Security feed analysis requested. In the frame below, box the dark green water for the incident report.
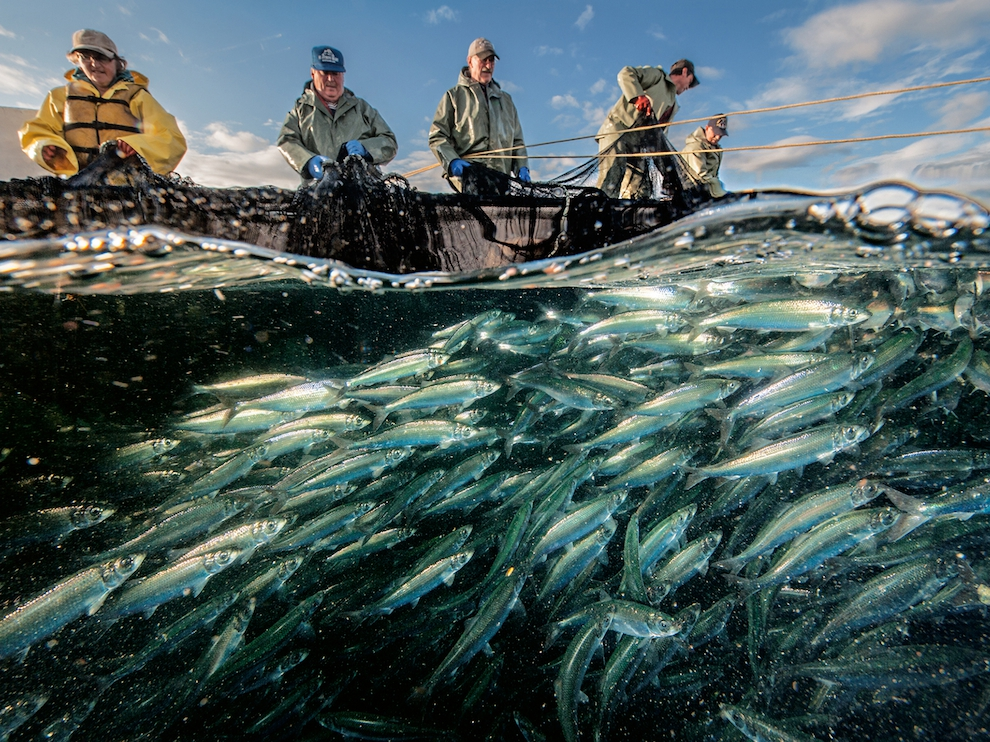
[0,184,989,741]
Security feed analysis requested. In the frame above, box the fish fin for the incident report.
[442,573,457,587]
[86,592,110,616]
[370,407,389,432]
[682,362,703,377]
[723,574,757,600]
[684,472,707,490]
[713,557,741,574]
[482,643,495,657]
[883,487,923,514]
[190,577,209,598]
[142,605,159,619]
[410,598,420,609]
[221,404,241,428]
[885,513,929,542]
[15,646,31,664]
[699,561,709,577]
[577,690,590,704]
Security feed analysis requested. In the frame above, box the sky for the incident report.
[0,0,988,203]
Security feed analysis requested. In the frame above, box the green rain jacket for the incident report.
[682,126,726,198]
[277,83,397,182]
[598,66,679,138]
[429,68,527,177]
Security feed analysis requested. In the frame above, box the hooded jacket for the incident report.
[277,83,397,181]
[18,69,187,176]
[429,68,527,176]
[598,66,680,139]
[682,126,726,198]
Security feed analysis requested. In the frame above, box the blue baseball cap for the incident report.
[312,46,345,73]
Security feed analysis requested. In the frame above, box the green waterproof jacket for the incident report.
[598,66,679,138]
[682,126,726,198]
[277,83,397,182]
[429,68,527,177]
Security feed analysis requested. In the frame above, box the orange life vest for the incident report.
[63,80,143,167]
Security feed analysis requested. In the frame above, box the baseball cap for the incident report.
[312,46,346,73]
[707,115,728,136]
[468,37,499,60]
[67,29,119,62]
[670,59,699,87]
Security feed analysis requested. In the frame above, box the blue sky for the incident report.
[1,0,988,202]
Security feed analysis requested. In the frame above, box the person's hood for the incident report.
[64,68,149,88]
[456,66,501,95]
[686,126,720,150]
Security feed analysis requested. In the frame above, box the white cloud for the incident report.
[0,58,59,100]
[931,90,990,130]
[589,79,608,95]
[575,5,594,30]
[730,136,833,174]
[649,27,666,41]
[391,149,448,193]
[177,144,299,189]
[832,132,990,202]
[536,46,563,56]
[203,122,270,153]
[500,80,521,93]
[150,28,170,44]
[551,94,580,110]
[696,66,723,82]
[785,0,990,68]
[0,25,15,39]
[427,6,458,24]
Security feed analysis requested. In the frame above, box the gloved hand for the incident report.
[306,155,330,180]
[344,140,369,158]
[448,158,471,177]
[518,167,531,183]
[632,95,653,117]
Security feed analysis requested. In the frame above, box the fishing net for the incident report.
[0,133,716,274]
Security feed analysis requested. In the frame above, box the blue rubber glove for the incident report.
[344,140,369,158]
[306,155,330,180]
[448,158,471,177]
[518,167,531,183]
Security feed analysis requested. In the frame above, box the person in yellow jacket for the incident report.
[682,115,728,198]
[429,37,529,191]
[596,59,698,200]
[277,45,397,185]
[18,29,186,177]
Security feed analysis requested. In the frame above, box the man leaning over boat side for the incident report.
[18,29,187,177]
[596,58,698,200]
[277,45,398,185]
[428,37,530,192]
[682,114,729,199]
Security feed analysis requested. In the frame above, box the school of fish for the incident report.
[2,269,990,742]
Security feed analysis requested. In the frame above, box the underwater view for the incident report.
[1,181,990,742]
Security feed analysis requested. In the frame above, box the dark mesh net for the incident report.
[1,133,718,274]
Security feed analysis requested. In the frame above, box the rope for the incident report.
[463,126,990,161]
[401,75,990,179]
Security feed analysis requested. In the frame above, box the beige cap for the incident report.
[467,37,499,60]
[67,29,119,61]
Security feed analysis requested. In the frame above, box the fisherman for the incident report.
[682,115,729,198]
[596,59,698,200]
[429,37,530,192]
[277,45,397,185]
[18,29,187,177]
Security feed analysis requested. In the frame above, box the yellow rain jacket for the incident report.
[277,84,397,183]
[682,126,727,198]
[19,69,187,176]
[429,68,527,177]
[596,66,680,199]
